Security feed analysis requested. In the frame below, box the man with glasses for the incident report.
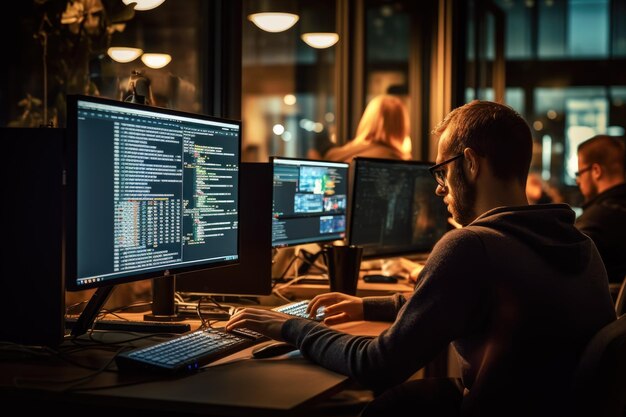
[575,135,626,284]
[226,101,615,416]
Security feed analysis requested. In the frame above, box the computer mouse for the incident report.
[251,342,298,359]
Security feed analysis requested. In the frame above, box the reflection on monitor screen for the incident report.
[349,157,449,259]
[271,157,349,248]
[66,95,241,292]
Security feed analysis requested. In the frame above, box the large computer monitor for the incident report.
[348,157,449,259]
[65,94,241,334]
[271,157,349,248]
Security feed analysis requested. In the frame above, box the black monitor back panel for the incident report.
[348,157,450,259]
[0,128,65,346]
[176,162,272,296]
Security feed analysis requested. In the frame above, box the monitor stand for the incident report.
[70,285,115,337]
[144,275,185,322]
[69,277,189,337]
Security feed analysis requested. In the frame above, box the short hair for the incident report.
[433,100,532,185]
[577,135,626,177]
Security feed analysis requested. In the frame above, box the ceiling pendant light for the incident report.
[107,47,143,63]
[248,12,299,33]
[141,53,172,69]
[301,32,339,49]
[122,0,166,11]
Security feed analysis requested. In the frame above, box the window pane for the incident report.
[364,1,412,156]
[613,0,626,56]
[538,0,566,58]
[497,0,532,59]
[365,1,410,99]
[535,87,608,185]
[7,1,204,127]
[568,0,609,57]
[242,0,337,161]
[366,3,409,62]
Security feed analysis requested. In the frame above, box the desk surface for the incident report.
[276,273,415,300]
[0,316,386,416]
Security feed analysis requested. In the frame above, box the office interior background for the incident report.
[5,0,626,209]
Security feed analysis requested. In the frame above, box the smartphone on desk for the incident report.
[362,274,399,284]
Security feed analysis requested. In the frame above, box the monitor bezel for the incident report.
[347,156,447,260]
[65,94,241,291]
[270,156,350,249]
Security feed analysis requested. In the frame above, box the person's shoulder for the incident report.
[421,228,489,281]
[600,183,626,204]
[323,143,354,162]
[366,142,405,159]
[430,228,486,257]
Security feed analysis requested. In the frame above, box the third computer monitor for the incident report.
[349,157,449,259]
[271,157,350,248]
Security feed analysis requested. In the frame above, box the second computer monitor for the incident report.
[272,157,349,248]
[349,157,449,259]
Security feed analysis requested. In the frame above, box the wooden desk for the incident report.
[276,274,415,300]
[0,316,386,416]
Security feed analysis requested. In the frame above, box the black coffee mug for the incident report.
[323,245,363,295]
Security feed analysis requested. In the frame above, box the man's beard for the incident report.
[584,182,599,203]
[450,164,477,226]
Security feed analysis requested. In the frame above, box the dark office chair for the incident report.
[572,315,626,417]
[615,277,626,317]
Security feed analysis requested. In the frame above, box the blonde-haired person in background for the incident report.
[324,95,412,163]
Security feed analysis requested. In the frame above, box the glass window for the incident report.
[468,0,625,207]
[568,0,609,57]
[613,0,626,56]
[505,88,525,114]
[363,1,413,157]
[498,0,533,59]
[7,0,204,127]
[242,0,337,161]
[535,87,609,185]
[538,0,567,58]
[366,3,409,63]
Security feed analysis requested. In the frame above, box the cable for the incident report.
[196,296,231,329]
[13,347,127,391]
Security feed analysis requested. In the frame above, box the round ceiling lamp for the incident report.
[141,53,172,69]
[107,47,143,63]
[301,32,339,49]
[248,12,299,33]
[122,0,166,11]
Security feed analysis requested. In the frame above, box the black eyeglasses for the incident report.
[428,153,464,187]
[574,166,592,178]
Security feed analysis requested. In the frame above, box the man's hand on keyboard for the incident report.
[225,308,291,341]
[307,292,364,325]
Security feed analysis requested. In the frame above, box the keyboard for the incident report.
[116,327,266,373]
[273,300,325,321]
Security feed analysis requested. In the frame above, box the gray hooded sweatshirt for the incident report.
[282,204,616,416]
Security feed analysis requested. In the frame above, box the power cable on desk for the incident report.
[81,331,179,348]
[274,247,327,286]
[13,346,127,392]
[271,274,329,302]
[193,296,232,330]
[65,299,89,316]
[0,341,120,374]
[65,294,153,318]
[102,301,153,314]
